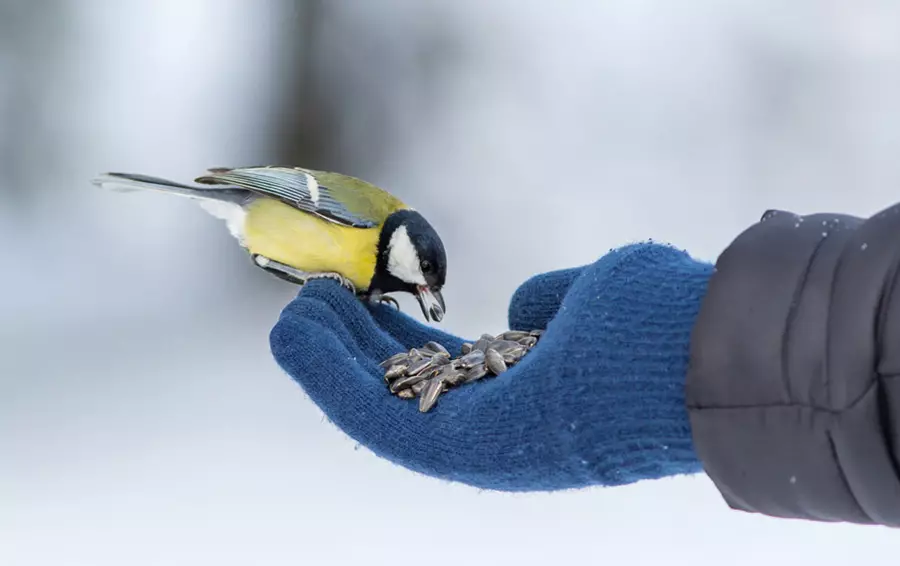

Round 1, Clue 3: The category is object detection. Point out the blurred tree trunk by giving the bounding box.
[270,0,342,172]
[0,0,69,211]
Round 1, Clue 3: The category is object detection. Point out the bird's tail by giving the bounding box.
[91,172,246,204]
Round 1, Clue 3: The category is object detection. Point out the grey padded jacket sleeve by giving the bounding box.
[687,204,900,526]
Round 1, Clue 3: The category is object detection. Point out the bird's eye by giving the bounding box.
[420,260,432,273]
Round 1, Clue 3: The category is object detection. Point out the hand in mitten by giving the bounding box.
[269,243,713,491]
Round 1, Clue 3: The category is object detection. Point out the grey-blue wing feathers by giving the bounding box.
[195,167,378,228]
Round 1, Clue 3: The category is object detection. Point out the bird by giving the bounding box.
[91,165,447,322]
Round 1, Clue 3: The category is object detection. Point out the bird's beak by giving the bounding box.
[416,286,445,322]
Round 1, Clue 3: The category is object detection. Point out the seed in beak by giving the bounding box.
[415,286,446,322]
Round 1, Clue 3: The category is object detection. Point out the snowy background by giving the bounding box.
[3,1,900,564]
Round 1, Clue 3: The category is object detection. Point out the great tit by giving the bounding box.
[92,166,447,322]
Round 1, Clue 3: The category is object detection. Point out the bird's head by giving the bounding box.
[372,209,447,322]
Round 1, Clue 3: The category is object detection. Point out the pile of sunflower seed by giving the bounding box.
[380,330,543,413]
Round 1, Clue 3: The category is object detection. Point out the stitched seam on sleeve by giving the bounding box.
[688,377,877,413]
[782,235,830,404]
[824,233,854,409]
[875,250,900,375]
[827,429,872,522]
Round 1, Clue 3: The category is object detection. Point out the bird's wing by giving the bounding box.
[194,166,406,228]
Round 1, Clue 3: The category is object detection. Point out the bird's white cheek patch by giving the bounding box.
[387,225,426,285]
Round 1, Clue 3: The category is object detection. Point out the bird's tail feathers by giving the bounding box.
[91,172,245,204]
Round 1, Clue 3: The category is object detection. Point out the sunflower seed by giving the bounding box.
[424,341,450,356]
[380,352,410,369]
[407,356,436,376]
[381,327,545,410]
[499,330,529,341]
[384,363,409,381]
[396,388,416,399]
[458,349,485,369]
[443,369,467,386]
[390,372,430,393]
[489,339,522,354]
[502,346,527,364]
[463,363,488,383]
[419,378,445,412]
[434,363,466,383]
[484,348,507,375]
[409,347,429,360]
[432,352,451,365]
[432,364,450,378]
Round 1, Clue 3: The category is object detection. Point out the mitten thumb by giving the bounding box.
[508,266,585,331]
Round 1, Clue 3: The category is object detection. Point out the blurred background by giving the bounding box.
[3,1,900,564]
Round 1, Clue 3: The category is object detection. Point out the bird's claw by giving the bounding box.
[304,272,357,294]
[361,291,401,311]
[377,295,400,310]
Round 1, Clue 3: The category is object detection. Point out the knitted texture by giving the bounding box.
[270,242,715,491]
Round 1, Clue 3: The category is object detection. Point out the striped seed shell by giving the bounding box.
[501,346,527,364]
[484,348,508,375]
[384,364,408,381]
[463,364,488,383]
[424,341,450,356]
[409,347,434,359]
[419,378,445,412]
[390,372,430,393]
[387,328,544,410]
[435,364,466,385]
[489,339,522,354]
[459,349,485,369]
[432,352,451,365]
[499,330,529,341]
[443,369,467,386]
[380,352,410,369]
[396,388,416,399]
[407,356,436,376]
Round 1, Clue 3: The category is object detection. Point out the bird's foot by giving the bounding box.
[306,272,357,294]
[252,255,357,293]
[362,290,401,310]
[379,296,401,310]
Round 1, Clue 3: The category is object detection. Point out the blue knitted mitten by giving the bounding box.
[270,242,714,491]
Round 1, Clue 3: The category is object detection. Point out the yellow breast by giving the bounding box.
[241,198,379,290]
